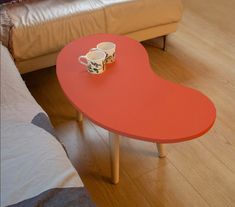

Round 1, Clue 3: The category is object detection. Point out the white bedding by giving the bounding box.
[1,44,43,123]
[1,121,84,206]
[1,44,95,206]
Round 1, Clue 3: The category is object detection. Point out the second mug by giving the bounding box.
[91,42,116,64]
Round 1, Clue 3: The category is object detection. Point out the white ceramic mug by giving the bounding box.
[79,50,106,74]
[91,42,116,64]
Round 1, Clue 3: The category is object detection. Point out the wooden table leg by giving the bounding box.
[109,132,120,184]
[156,143,166,158]
[76,111,83,122]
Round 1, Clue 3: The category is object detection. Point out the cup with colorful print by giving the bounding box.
[79,50,106,74]
[91,42,116,64]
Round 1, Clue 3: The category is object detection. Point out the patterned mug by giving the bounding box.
[79,50,106,74]
[91,42,116,64]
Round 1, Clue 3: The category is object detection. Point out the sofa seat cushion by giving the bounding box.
[1,0,182,61]
[1,0,106,61]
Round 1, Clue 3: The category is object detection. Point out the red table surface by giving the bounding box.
[56,34,216,143]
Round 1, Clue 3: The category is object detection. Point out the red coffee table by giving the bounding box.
[56,34,216,184]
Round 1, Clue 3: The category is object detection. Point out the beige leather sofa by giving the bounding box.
[1,0,183,74]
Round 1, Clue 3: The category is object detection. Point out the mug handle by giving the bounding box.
[79,55,88,66]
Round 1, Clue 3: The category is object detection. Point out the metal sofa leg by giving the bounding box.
[163,35,167,51]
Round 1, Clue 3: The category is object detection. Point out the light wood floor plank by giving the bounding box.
[134,163,210,207]
[168,140,235,207]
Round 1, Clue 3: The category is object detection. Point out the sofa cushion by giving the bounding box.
[1,0,106,61]
[0,0,183,62]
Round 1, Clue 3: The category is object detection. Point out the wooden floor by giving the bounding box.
[23,0,235,206]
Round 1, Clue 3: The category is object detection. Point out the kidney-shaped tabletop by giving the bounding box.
[56,34,216,143]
